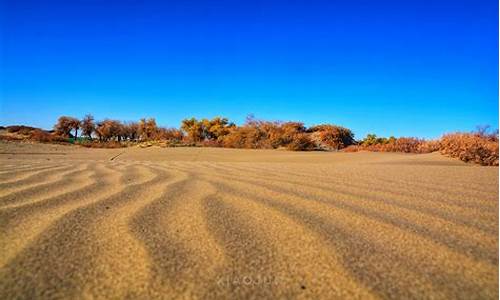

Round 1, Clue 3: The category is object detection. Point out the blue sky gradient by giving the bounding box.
[1,0,498,139]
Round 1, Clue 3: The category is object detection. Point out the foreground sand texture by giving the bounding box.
[0,142,498,299]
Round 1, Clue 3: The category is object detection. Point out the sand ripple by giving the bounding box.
[0,148,497,299]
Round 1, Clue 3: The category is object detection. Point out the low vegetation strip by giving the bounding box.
[0,115,498,165]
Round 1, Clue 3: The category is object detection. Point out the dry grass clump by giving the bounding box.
[440,132,498,166]
[344,135,438,154]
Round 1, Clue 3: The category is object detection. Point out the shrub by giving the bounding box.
[416,140,441,153]
[30,130,54,142]
[382,137,428,153]
[345,134,440,154]
[440,132,498,166]
[309,125,355,150]
[286,133,315,151]
[222,124,272,149]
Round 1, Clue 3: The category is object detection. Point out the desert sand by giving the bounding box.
[0,142,498,299]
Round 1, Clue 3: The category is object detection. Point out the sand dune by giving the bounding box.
[0,143,498,299]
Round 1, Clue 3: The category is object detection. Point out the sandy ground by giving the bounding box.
[0,141,498,299]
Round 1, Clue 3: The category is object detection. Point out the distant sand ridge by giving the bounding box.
[0,142,498,299]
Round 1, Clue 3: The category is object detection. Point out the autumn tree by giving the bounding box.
[81,114,95,139]
[94,120,123,141]
[138,118,159,140]
[203,117,234,141]
[71,118,80,140]
[181,118,203,142]
[54,116,79,138]
[123,122,139,141]
[156,127,184,141]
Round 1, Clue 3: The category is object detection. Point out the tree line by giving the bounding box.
[53,114,356,150]
[54,115,183,143]
[2,115,496,165]
[48,114,498,166]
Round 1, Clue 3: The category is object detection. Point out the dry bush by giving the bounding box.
[416,140,441,153]
[286,133,315,151]
[221,116,273,149]
[221,128,245,148]
[222,120,354,151]
[380,137,429,153]
[440,132,498,166]
[29,130,55,142]
[222,125,272,149]
[309,125,355,150]
[347,134,439,154]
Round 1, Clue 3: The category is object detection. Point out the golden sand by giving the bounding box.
[0,142,498,299]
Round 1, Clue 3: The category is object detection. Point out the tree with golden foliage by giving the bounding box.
[54,116,80,138]
[123,122,139,141]
[138,118,159,140]
[81,114,95,139]
[94,119,123,141]
[181,118,204,142]
[202,117,234,141]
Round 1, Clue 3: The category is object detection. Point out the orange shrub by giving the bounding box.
[286,133,315,151]
[222,125,272,149]
[380,137,433,153]
[309,125,355,150]
[440,133,498,166]
[416,140,441,153]
[343,137,439,154]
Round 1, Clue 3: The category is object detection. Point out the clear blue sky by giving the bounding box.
[1,0,498,139]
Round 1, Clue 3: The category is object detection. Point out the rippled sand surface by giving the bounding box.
[0,142,498,299]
